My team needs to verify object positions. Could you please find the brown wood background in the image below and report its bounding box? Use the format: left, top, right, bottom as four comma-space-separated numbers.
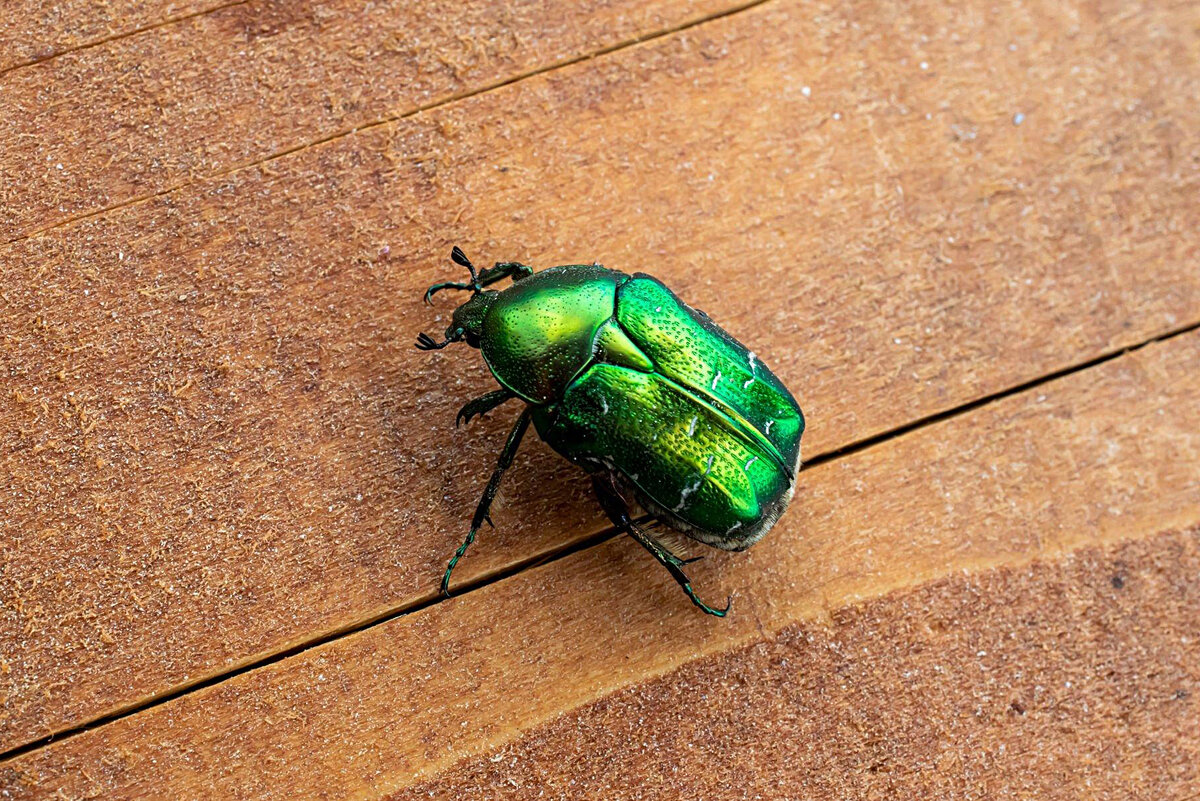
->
1, 0, 1198, 798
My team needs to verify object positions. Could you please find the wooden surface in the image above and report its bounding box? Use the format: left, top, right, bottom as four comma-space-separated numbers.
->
394, 528, 1200, 799
0, 0, 739, 241
1, 0, 1199, 797
0, 1, 231, 73
5, 315, 1200, 798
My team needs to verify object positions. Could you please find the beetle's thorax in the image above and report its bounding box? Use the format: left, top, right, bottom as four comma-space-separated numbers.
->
478, 265, 624, 404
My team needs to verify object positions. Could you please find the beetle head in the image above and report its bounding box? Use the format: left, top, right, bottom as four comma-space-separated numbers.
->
415, 247, 496, 351
445, 290, 498, 347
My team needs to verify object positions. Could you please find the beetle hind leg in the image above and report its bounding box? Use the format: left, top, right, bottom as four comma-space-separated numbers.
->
630, 526, 731, 617
592, 476, 731, 617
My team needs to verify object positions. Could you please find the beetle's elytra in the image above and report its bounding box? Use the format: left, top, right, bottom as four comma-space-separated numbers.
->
416, 247, 804, 616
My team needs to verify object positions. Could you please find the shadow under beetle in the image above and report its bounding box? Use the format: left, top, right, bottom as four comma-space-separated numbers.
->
416, 247, 805, 616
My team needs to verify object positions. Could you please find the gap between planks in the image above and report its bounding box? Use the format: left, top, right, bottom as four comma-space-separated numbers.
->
0, 1, 249, 79
1, 0, 772, 248
3, 315, 1197, 766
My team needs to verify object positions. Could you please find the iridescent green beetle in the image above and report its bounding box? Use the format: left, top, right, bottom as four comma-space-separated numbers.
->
416, 247, 804, 616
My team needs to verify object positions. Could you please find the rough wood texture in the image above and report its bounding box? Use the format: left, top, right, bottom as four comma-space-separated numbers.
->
0, 1, 228, 73
4, 329, 1198, 798
3, 0, 1199, 753
0, 0, 738, 241
393, 528, 1200, 800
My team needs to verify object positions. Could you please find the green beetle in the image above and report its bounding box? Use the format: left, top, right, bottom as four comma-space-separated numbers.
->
416, 247, 804, 616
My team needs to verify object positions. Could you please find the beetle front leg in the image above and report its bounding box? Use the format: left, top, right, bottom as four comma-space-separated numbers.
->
592, 475, 731, 617
476, 261, 534, 287
456, 389, 516, 427
441, 407, 533, 597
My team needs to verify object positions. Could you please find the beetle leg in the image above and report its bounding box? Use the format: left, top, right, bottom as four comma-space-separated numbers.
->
592, 476, 731, 617
426, 249, 532, 302
628, 525, 731, 617
441, 407, 533, 597
455, 389, 516, 428
423, 281, 476, 305
476, 261, 534, 287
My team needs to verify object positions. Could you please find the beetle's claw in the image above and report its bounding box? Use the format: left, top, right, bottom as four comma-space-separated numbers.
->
682, 582, 731, 616
691, 591, 732, 617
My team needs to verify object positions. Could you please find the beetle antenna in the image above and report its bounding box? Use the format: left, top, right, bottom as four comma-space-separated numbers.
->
450, 246, 480, 288
415, 331, 461, 350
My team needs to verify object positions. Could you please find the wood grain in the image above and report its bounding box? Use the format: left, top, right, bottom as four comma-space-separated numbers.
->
0, 1, 229, 73
0, 0, 740, 241
4, 325, 1199, 799
3, 0, 1199, 754
393, 528, 1200, 800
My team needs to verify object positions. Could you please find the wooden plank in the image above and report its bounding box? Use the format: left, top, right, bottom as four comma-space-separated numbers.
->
0, 0, 742, 241
0, 1, 228, 73
4, 318, 1198, 799
2, 0, 1199, 754
392, 528, 1200, 800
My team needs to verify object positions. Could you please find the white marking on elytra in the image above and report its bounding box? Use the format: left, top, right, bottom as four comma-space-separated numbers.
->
686, 416, 699, 437
765, 420, 773, 435
655, 306, 662, 312
703, 454, 715, 476
711, 371, 722, 390
748, 351, 758, 373
743, 377, 754, 389
599, 397, 609, 415
744, 456, 759, 471
674, 475, 704, 512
